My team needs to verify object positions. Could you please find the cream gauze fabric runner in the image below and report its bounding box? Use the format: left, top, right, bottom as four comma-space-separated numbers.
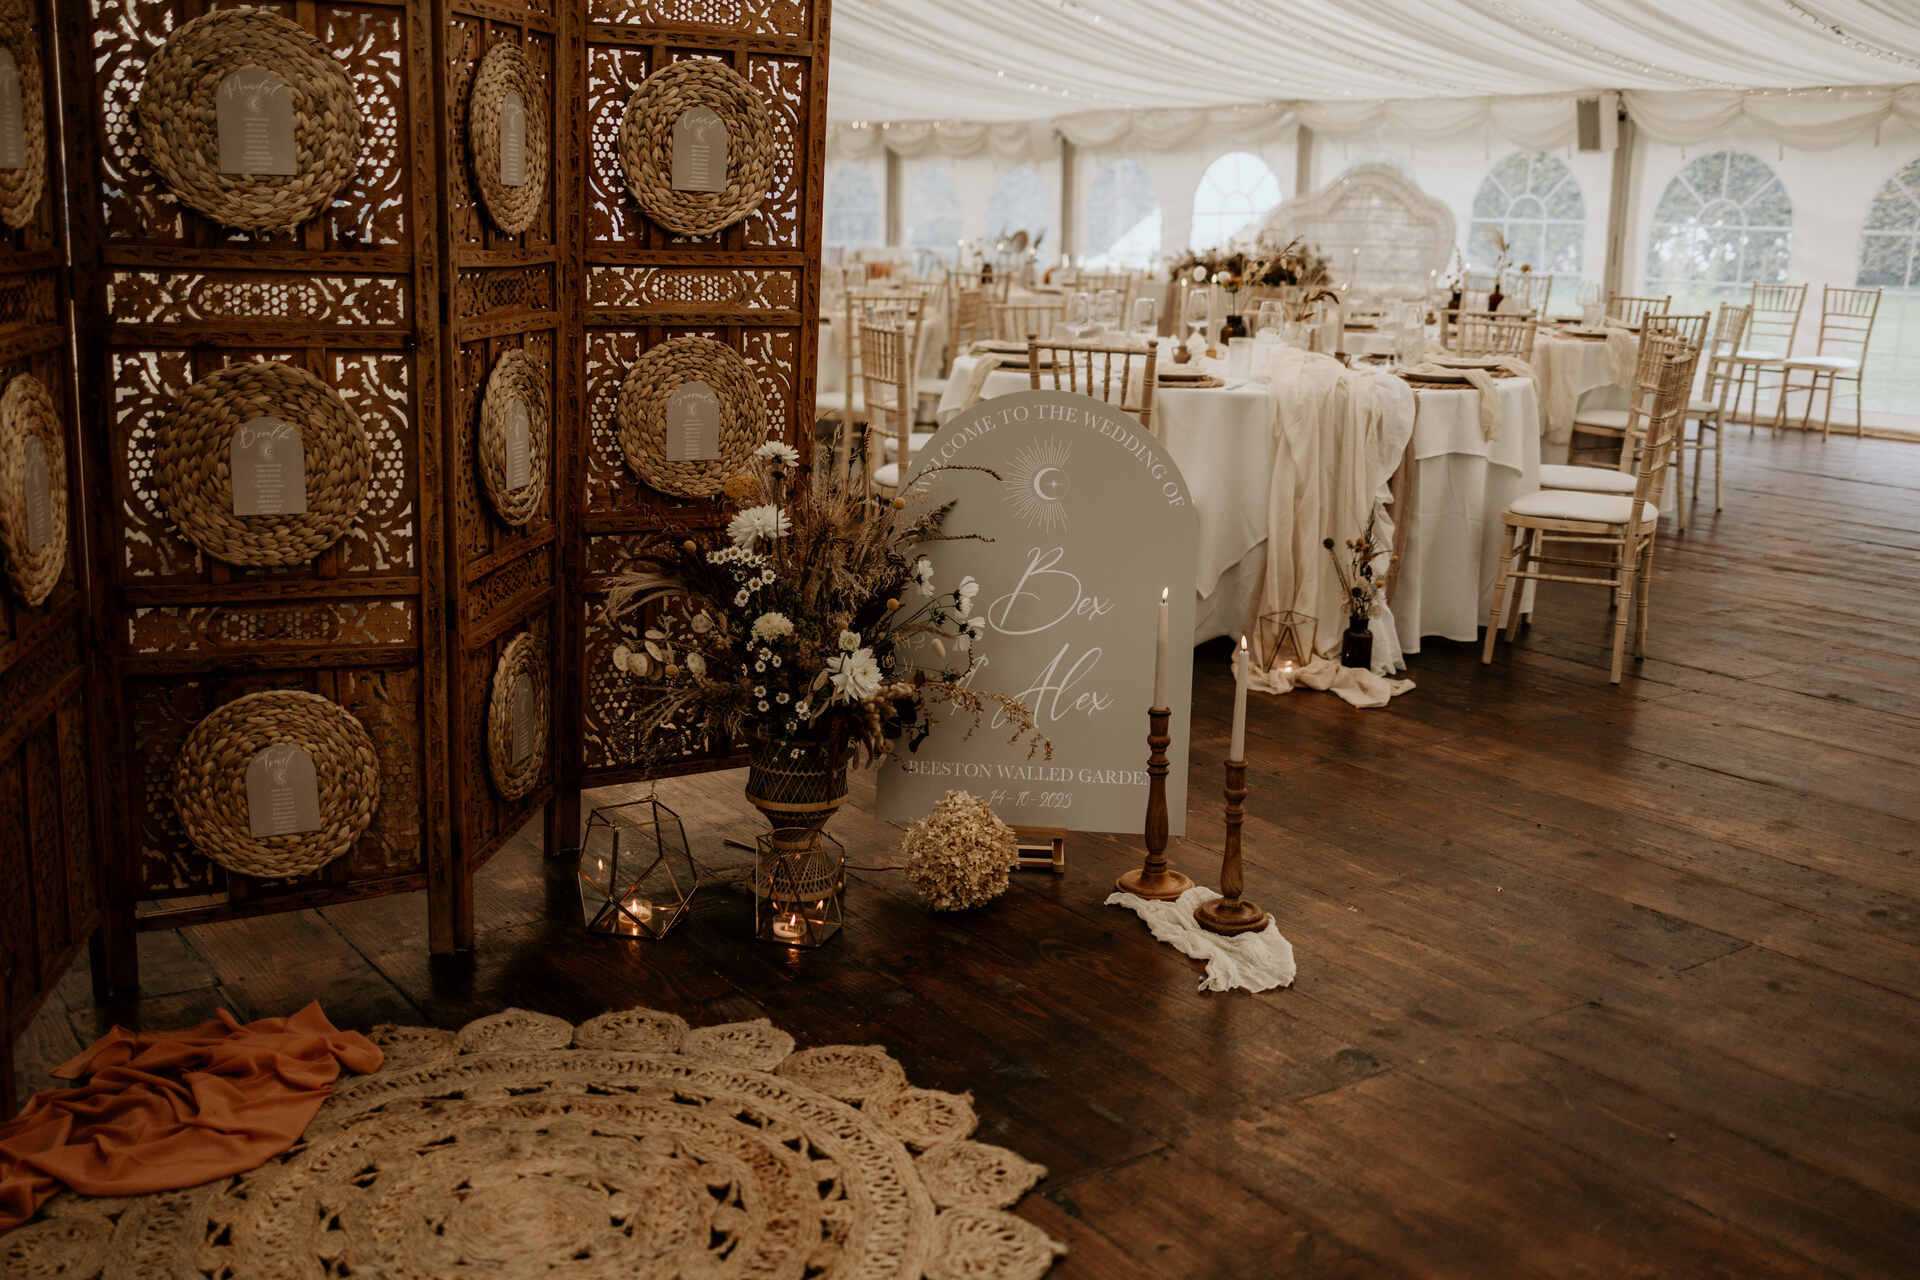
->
1106, 887, 1297, 993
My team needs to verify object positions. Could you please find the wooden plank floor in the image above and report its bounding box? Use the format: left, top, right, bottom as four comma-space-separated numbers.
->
17, 428, 1920, 1276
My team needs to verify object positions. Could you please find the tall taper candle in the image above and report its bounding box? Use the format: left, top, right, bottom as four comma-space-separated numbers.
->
1229, 634, 1249, 762
1153, 586, 1169, 707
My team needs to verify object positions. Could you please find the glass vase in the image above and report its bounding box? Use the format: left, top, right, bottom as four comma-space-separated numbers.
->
1340, 615, 1374, 670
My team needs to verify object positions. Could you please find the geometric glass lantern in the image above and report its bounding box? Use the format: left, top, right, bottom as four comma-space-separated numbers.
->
1253, 609, 1315, 675
753, 827, 844, 948
579, 795, 696, 940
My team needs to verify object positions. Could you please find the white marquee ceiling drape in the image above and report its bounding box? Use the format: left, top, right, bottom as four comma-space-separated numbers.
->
825, 1, 1920, 158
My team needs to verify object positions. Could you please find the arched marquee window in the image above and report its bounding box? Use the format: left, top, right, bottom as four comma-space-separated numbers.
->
1646, 149, 1792, 307
1468, 151, 1585, 298
906, 164, 962, 252
824, 163, 880, 249
1082, 157, 1160, 270
987, 164, 1053, 250
1857, 155, 1920, 416
1189, 150, 1282, 250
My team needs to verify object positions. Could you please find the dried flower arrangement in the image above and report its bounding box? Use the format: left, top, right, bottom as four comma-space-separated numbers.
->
602, 445, 1050, 774
1322, 507, 1399, 625
901, 789, 1015, 911
1167, 235, 1331, 289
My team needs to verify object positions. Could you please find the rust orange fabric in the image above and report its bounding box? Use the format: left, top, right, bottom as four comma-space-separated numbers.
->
0, 1001, 380, 1231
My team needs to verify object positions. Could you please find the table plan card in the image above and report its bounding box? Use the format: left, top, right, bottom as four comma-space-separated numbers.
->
665, 380, 721, 461
230, 416, 307, 516
215, 67, 298, 178
670, 106, 727, 193
503, 397, 533, 491
509, 673, 537, 765
0, 49, 25, 171
499, 89, 527, 188
875, 390, 1199, 835
244, 743, 322, 838
21, 434, 50, 552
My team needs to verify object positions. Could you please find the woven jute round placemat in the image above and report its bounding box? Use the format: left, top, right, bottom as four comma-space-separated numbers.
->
617, 59, 773, 237
136, 8, 360, 233
155, 360, 371, 567
616, 335, 765, 497
4, 1005, 1067, 1279
0, 0, 47, 229
0, 373, 64, 607
172, 689, 380, 879
467, 41, 547, 235
487, 630, 548, 800
478, 349, 548, 526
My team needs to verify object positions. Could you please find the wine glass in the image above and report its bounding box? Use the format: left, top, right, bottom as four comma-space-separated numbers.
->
1183, 285, 1211, 349
1579, 280, 1603, 327
1129, 294, 1159, 340
1065, 290, 1094, 340
1093, 289, 1123, 336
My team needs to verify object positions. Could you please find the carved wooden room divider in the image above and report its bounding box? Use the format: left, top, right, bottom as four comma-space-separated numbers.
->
0, 0, 830, 1080
1, 0, 103, 1115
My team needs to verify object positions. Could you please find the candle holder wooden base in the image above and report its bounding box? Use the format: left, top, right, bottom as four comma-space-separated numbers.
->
1116, 706, 1193, 901
1196, 760, 1270, 935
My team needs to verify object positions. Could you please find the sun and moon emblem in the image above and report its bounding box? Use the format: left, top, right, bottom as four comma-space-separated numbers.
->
1002, 436, 1071, 530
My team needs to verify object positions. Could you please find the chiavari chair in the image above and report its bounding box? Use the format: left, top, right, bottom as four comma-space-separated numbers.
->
1025, 340, 1158, 435
989, 299, 1065, 342
1605, 293, 1671, 327
1725, 281, 1806, 433
1448, 310, 1538, 362
1485, 333, 1698, 683
1773, 285, 1881, 439
859, 319, 916, 495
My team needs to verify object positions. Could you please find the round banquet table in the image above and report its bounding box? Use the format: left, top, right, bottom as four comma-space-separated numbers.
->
1392, 375, 1542, 651
1531, 329, 1615, 464
939, 352, 1275, 643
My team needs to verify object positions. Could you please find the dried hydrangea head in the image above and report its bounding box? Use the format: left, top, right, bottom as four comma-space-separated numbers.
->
901, 790, 1015, 912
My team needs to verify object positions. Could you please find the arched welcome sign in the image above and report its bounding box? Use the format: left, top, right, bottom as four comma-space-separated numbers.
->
875, 390, 1198, 835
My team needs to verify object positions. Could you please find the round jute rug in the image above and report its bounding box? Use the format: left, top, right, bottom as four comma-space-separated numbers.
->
4, 1007, 1066, 1280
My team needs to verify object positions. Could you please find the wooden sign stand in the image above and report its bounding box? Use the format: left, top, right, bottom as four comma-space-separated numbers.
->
1011, 826, 1067, 874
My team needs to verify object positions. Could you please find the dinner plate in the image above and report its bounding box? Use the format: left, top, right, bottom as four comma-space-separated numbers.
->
1398, 366, 1474, 385
1429, 355, 1503, 370
1156, 368, 1215, 382
1560, 326, 1610, 339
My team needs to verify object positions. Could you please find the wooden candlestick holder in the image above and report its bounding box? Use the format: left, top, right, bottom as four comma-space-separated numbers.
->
1116, 706, 1194, 901
1196, 759, 1270, 935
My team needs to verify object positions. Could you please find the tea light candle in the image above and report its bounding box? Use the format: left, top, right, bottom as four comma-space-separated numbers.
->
772, 910, 805, 943
1153, 587, 1169, 708
623, 896, 653, 933
1229, 635, 1249, 762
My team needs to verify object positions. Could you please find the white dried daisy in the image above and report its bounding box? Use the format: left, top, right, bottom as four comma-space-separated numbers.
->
752, 612, 794, 643
728, 503, 790, 548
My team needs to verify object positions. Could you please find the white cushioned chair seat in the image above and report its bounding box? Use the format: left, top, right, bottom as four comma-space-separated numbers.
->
881, 431, 935, 459
1778, 354, 1859, 370
872, 461, 902, 489
1571, 407, 1631, 431
1687, 396, 1724, 416
1731, 347, 1783, 362
916, 376, 948, 399
1509, 489, 1660, 524
1538, 463, 1638, 494
815, 391, 861, 418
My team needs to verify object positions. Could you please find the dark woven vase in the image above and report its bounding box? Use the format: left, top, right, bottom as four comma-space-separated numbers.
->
744, 736, 849, 851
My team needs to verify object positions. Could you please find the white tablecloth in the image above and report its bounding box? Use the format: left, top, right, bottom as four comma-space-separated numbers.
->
1392, 377, 1542, 651
1531, 331, 1614, 464
940, 353, 1275, 643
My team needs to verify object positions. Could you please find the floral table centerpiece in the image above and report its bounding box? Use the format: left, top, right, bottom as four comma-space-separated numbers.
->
603, 444, 1045, 853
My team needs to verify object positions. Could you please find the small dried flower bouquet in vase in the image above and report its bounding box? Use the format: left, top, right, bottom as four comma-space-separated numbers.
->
602, 443, 1046, 863
1323, 507, 1399, 671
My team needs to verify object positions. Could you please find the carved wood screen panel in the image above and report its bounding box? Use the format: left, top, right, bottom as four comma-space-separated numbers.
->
567, 1, 828, 818
437, 0, 565, 944
3, 0, 102, 1111
66, 1, 451, 949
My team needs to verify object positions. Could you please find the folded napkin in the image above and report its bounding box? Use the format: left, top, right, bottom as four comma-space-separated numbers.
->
959, 352, 1012, 408
1605, 328, 1639, 389
1460, 356, 1533, 441
1246, 653, 1414, 708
